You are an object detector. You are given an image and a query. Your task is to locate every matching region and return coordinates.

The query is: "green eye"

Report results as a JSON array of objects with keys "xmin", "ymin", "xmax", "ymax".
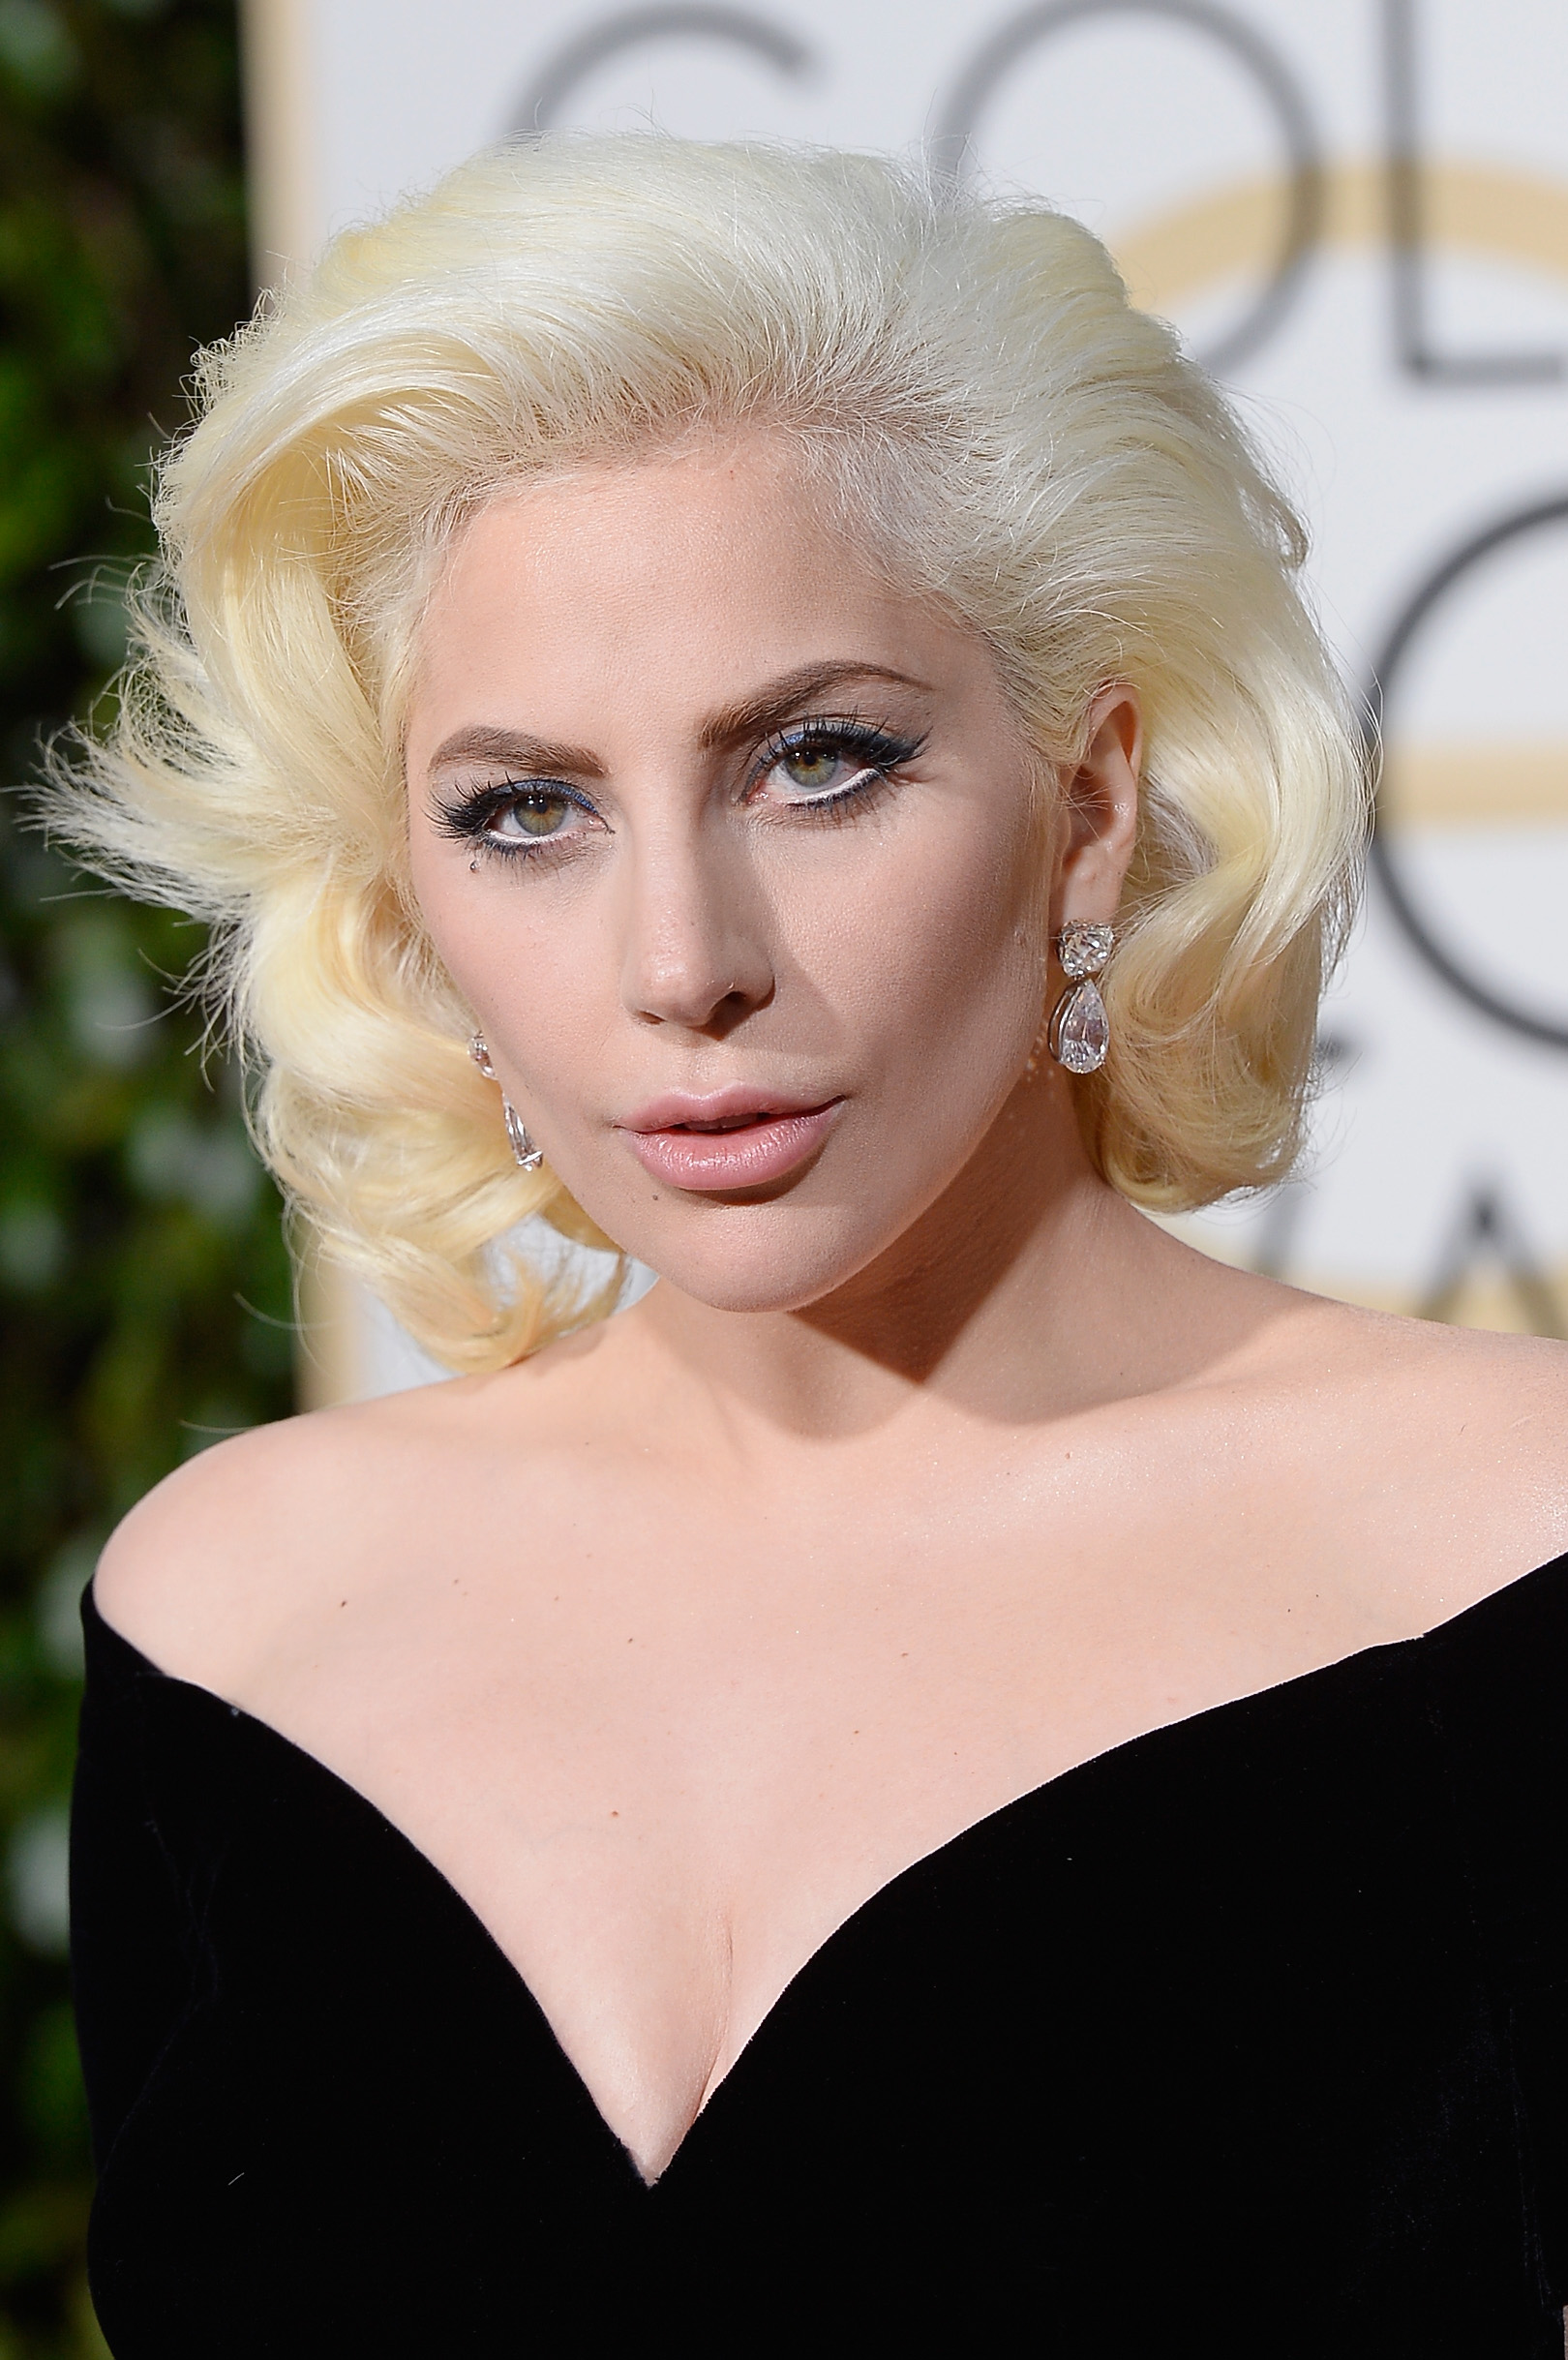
[
  {"xmin": 498, "ymin": 793, "xmax": 572, "ymax": 838},
  {"xmin": 439, "ymin": 774, "xmax": 604, "ymax": 864},
  {"xmin": 781, "ymin": 748, "xmax": 843, "ymax": 790}
]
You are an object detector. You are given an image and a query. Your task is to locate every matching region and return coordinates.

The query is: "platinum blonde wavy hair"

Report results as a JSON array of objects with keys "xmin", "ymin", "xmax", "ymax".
[{"xmin": 47, "ymin": 135, "xmax": 1366, "ymax": 1373}]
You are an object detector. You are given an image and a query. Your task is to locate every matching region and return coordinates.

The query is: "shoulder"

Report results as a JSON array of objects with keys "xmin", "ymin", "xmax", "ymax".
[
  {"xmin": 92, "ymin": 1359, "xmax": 527, "ymax": 1686},
  {"xmin": 1293, "ymin": 1295, "xmax": 1568, "ymax": 1437},
  {"xmin": 92, "ymin": 1394, "xmax": 418, "ymax": 1684},
  {"xmin": 1260, "ymin": 1294, "xmax": 1568, "ymax": 1619},
  {"xmin": 1161, "ymin": 1226, "xmax": 1568, "ymax": 1473},
  {"xmin": 92, "ymin": 1315, "xmax": 637, "ymax": 1687}
]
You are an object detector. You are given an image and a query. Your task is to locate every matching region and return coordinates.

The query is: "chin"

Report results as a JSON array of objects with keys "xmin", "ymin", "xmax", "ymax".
[{"xmin": 609, "ymin": 1197, "xmax": 899, "ymax": 1316}]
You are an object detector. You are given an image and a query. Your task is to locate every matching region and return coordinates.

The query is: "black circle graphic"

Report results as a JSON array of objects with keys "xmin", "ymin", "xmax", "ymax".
[
  {"xmin": 1368, "ymin": 493, "xmax": 1568, "ymax": 1051},
  {"xmin": 511, "ymin": 4, "xmax": 814, "ymax": 137},
  {"xmin": 930, "ymin": 0, "xmax": 1324, "ymax": 378}
]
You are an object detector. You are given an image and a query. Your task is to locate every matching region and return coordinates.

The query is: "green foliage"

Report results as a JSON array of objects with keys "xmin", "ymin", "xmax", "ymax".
[{"xmin": 0, "ymin": 4, "xmax": 288, "ymax": 2349}]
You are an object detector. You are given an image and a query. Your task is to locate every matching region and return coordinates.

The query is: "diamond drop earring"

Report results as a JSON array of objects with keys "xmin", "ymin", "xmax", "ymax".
[
  {"xmin": 1047, "ymin": 922, "xmax": 1115, "ymax": 1074},
  {"xmin": 468, "ymin": 1034, "xmax": 545, "ymax": 1171}
]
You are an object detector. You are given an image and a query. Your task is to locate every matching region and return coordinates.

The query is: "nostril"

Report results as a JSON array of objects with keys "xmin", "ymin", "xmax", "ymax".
[{"xmin": 625, "ymin": 965, "xmax": 772, "ymax": 1035}]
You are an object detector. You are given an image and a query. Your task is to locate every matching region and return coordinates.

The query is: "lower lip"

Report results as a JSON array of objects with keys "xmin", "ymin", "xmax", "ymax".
[{"xmin": 619, "ymin": 1102, "xmax": 843, "ymax": 1193}]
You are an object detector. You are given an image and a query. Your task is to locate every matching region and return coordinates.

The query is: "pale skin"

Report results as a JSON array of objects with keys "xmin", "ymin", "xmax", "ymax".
[{"xmin": 98, "ymin": 436, "xmax": 1568, "ymax": 2190}]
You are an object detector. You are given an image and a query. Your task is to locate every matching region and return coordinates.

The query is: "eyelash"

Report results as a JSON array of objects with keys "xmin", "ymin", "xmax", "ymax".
[
  {"xmin": 434, "ymin": 716, "xmax": 925, "ymax": 869},
  {"xmin": 432, "ymin": 778, "xmax": 601, "ymax": 866},
  {"xmin": 751, "ymin": 717, "xmax": 925, "ymax": 818}
]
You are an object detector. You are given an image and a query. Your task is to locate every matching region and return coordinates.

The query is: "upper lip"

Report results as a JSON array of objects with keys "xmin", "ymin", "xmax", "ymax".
[{"xmin": 615, "ymin": 1086, "xmax": 841, "ymax": 1135}]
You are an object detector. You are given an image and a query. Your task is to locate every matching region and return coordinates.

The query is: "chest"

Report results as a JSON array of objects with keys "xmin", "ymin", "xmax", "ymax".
[
  {"xmin": 226, "ymin": 1499, "xmax": 1402, "ymax": 2178},
  {"xmin": 91, "ymin": 1605, "xmax": 1568, "ymax": 2359}
]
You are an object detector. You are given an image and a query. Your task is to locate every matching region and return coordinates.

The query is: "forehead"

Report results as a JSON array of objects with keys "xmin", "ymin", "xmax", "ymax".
[{"xmin": 409, "ymin": 437, "xmax": 994, "ymax": 742}]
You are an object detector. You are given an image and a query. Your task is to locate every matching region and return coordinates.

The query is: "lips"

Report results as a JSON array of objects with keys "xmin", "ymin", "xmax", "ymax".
[{"xmin": 615, "ymin": 1089, "xmax": 844, "ymax": 1194}]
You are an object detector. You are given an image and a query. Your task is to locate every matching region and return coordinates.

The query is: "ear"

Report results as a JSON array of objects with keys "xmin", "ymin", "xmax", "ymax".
[{"xmin": 1053, "ymin": 685, "xmax": 1141, "ymax": 926}]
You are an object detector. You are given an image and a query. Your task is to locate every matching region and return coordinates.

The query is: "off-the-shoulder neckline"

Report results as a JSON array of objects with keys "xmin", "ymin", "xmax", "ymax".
[{"xmin": 80, "ymin": 1546, "xmax": 1568, "ymax": 2183}]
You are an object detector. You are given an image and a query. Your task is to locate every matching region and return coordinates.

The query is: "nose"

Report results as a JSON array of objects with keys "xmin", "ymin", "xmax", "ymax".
[{"xmin": 618, "ymin": 819, "xmax": 775, "ymax": 1036}]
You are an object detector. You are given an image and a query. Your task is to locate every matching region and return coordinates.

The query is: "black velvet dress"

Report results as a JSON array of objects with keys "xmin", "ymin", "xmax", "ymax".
[{"xmin": 70, "ymin": 1562, "xmax": 1568, "ymax": 2357}]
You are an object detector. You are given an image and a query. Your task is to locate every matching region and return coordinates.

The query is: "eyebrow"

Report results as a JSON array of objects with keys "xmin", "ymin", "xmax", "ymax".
[
  {"xmin": 696, "ymin": 660, "xmax": 931, "ymax": 751},
  {"xmin": 426, "ymin": 724, "xmax": 607, "ymax": 780},
  {"xmin": 424, "ymin": 662, "xmax": 930, "ymax": 782}
]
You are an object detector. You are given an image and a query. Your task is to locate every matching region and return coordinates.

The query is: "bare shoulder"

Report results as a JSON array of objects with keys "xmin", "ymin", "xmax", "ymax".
[
  {"xmin": 1261, "ymin": 1290, "xmax": 1568, "ymax": 1615},
  {"xmin": 1159, "ymin": 1223, "xmax": 1568, "ymax": 1472},
  {"xmin": 91, "ymin": 1328, "xmax": 615, "ymax": 1688},
  {"xmin": 1292, "ymin": 1291, "xmax": 1568, "ymax": 1437},
  {"xmin": 93, "ymin": 1386, "xmax": 438, "ymax": 1679}
]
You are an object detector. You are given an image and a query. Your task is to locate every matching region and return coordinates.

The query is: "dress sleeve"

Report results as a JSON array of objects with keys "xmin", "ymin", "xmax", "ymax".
[
  {"xmin": 70, "ymin": 1590, "xmax": 195, "ymax": 2172},
  {"xmin": 1425, "ymin": 1563, "xmax": 1568, "ymax": 2304}
]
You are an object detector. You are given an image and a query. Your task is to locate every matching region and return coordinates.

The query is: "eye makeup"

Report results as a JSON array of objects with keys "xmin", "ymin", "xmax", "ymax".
[
  {"xmin": 431, "ymin": 777, "xmax": 603, "ymax": 863},
  {"xmin": 430, "ymin": 712, "xmax": 927, "ymax": 869},
  {"xmin": 747, "ymin": 716, "xmax": 926, "ymax": 817}
]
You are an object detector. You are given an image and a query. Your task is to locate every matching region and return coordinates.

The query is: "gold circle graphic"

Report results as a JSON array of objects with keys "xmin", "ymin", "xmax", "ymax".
[{"xmin": 1115, "ymin": 160, "xmax": 1568, "ymax": 832}]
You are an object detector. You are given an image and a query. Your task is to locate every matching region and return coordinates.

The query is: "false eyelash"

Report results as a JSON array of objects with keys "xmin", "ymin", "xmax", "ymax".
[
  {"xmin": 755, "ymin": 716, "xmax": 927, "ymax": 812},
  {"xmin": 431, "ymin": 782, "xmax": 609, "ymax": 874},
  {"xmin": 430, "ymin": 779, "xmax": 598, "ymax": 846},
  {"xmin": 764, "ymin": 716, "xmax": 924, "ymax": 769},
  {"xmin": 432, "ymin": 716, "xmax": 926, "ymax": 865}
]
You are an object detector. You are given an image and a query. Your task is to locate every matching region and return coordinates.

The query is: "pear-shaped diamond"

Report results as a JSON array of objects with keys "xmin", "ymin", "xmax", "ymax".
[{"xmin": 1049, "ymin": 977, "xmax": 1110, "ymax": 1074}]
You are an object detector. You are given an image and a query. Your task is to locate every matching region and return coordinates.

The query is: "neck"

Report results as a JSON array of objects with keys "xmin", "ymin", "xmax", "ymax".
[{"xmin": 624, "ymin": 1065, "xmax": 1228, "ymax": 1451}]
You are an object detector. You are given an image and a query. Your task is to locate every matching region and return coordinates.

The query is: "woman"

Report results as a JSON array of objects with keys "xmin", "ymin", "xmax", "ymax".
[{"xmin": 59, "ymin": 136, "xmax": 1568, "ymax": 2354}]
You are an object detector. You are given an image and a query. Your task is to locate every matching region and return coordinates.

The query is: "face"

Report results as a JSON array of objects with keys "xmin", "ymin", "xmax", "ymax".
[{"xmin": 406, "ymin": 438, "xmax": 1120, "ymax": 1315}]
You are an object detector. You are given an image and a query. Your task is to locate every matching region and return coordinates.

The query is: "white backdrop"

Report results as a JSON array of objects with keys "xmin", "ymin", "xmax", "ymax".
[{"xmin": 242, "ymin": 0, "xmax": 1568, "ymax": 1397}]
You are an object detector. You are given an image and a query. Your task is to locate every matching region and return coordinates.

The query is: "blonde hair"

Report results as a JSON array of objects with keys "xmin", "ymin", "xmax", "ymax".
[{"xmin": 46, "ymin": 135, "xmax": 1366, "ymax": 1372}]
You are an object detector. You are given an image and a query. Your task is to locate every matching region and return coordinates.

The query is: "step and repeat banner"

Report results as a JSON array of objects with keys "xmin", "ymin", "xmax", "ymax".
[{"xmin": 242, "ymin": 0, "xmax": 1568, "ymax": 1399}]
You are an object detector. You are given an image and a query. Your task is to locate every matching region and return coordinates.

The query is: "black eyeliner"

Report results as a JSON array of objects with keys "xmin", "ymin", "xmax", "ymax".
[
  {"xmin": 767, "ymin": 716, "xmax": 924, "ymax": 765},
  {"xmin": 752, "ymin": 715, "xmax": 927, "ymax": 813},
  {"xmin": 432, "ymin": 777, "xmax": 600, "ymax": 854}
]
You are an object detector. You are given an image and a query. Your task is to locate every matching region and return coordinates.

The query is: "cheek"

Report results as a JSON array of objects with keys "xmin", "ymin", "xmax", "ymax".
[
  {"xmin": 796, "ymin": 803, "xmax": 1046, "ymax": 1083},
  {"xmin": 406, "ymin": 824, "xmax": 470, "ymax": 977},
  {"xmin": 407, "ymin": 791, "xmax": 1047, "ymax": 1148},
  {"xmin": 407, "ymin": 823, "xmax": 580, "ymax": 1044}
]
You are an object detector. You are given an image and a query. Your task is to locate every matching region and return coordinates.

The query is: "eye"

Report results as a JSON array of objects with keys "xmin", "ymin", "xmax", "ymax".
[
  {"xmin": 487, "ymin": 790, "xmax": 578, "ymax": 842},
  {"xmin": 753, "ymin": 721, "xmax": 924, "ymax": 813},
  {"xmin": 777, "ymin": 745, "xmax": 863, "ymax": 795},
  {"xmin": 433, "ymin": 777, "xmax": 604, "ymax": 864}
]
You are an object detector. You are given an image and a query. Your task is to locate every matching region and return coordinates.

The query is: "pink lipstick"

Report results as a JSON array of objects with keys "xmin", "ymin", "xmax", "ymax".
[{"xmin": 615, "ymin": 1088, "xmax": 843, "ymax": 1193}]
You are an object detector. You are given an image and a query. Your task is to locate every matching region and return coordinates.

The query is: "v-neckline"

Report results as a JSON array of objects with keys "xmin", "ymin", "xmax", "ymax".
[{"xmin": 82, "ymin": 1552, "xmax": 1568, "ymax": 2183}]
